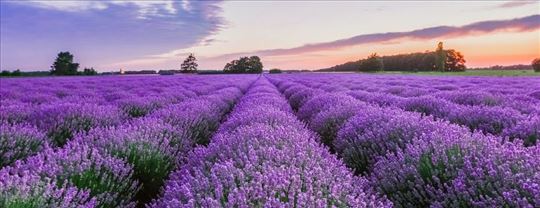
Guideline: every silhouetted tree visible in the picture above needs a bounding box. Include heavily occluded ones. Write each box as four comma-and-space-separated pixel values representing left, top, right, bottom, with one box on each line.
0, 70, 11, 76
82, 67, 98, 75
223, 56, 263, 73
359, 53, 384, 72
51, 52, 79, 75
0, 69, 22, 77
181, 53, 198, 73
269, 68, 282, 74
420, 53, 437, 71
322, 47, 467, 72
532, 58, 540, 72
12, 69, 21, 76
445, 49, 466, 71
435, 42, 446, 72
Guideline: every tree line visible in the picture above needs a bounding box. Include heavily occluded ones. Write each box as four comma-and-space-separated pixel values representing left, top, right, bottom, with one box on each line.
320, 42, 466, 72
1, 52, 98, 76
3, 44, 538, 76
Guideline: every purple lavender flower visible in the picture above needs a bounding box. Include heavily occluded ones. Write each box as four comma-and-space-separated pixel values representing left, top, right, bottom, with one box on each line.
234, 93, 293, 113
282, 85, 308, 99
116, 96, 168, 118
152, 123, 392, 207
78, 117, 191, 205
448, 105, 524, 135
275, 80, 296, 92
435, 90, 502, 106
151, 99, 226, 145
503, 115, 539, 146
335, 107, 469, 174
297, 93, 359, 123
500, 94, 540, 115
200, 87, 244, 114
0, 168, 97, 207
288, 88, 324, 111
0, 122, 48, 168
0, 101, 36, 124
371, 131, 540, 207
347, 91, 406, 107
400, 95, 456, 119
218, 106, 305, 133
18, 91, 60, 104
529, 90, 540, 100
28, 103, 124, 147
308, 100, 368, 149
5, 142, 140, 207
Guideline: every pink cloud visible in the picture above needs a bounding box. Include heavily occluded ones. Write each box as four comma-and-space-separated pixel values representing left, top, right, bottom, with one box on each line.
208, 15, 540, 61
498, 1, 537, 8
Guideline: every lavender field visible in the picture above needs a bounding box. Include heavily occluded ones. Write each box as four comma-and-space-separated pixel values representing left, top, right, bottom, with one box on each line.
1, 74, 539, 207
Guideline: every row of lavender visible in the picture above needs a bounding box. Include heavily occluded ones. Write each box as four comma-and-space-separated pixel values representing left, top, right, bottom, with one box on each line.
151, 77, 392, 207
2, 73, 538, 207
1, 75, 256, 207
271, 74, 540, 146
267, 74, 539, 207
1, 76, 252, 164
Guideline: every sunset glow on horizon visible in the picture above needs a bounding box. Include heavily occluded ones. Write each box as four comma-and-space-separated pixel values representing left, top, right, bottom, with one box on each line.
1, 0, 539, 71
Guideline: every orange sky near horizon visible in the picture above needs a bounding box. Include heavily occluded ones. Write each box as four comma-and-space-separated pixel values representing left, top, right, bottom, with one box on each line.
250, 30, 540, 70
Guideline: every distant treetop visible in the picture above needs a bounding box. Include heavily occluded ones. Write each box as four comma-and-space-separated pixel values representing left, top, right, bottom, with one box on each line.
223, 56, 263, 74
50, 51, 79, 75
181, 53, 198, 73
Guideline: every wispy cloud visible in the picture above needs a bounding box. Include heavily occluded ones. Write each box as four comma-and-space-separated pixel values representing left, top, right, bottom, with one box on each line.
1, 0, 226, 70
207, 15, 540, 60
498, 0, 538, 8
10, 1, 182, 19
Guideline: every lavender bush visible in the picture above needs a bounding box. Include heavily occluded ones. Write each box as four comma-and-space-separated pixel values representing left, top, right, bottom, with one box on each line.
308, 100, 368, 149
0, 101, 35, 124
0, 122, 48, 168
335, 107, 470, 174
78, 117, 191, 205
297, 93, 359, 123
399, 95, 455, 119
371, 132, 540, 207
435, 90, 502, 106
503, 115, 540, 146
0, 169, 96, 207
448, 105, 524, 135
116, 96, 167, 118
29, 103, 124, 147
151, 100, 223, 145
5, 143, 140, 207
153, 123, 391, 207
218, 105, 304, 133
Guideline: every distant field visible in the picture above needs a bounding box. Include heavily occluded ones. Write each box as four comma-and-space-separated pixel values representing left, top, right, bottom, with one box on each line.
370, 69, 539, 76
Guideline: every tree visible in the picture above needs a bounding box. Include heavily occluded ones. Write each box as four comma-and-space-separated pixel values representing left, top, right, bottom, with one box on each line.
12, 69, 21, 76
246, 56, 263, 73
51, 51, 79, 75
269, 68, 282, 74
445, 49, 466, 71
320, 47, 467, 72
82, 67, 98, 75
435, 42, 446, 72
359, 53, 384, 72
181, 53, 198, 73
223, 56, 263, 73
532, 58, 540, 72
0, 70, 11, 76
420, 53, 437, 71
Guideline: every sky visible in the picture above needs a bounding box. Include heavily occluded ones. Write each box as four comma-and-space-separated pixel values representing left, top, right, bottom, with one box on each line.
1, 0, 539, 71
